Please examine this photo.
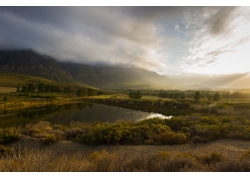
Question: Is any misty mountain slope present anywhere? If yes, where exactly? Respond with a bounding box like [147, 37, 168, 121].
[0, 49, 178, 89]
[62, 63, 179, 89]
[0, 50, 91, 87]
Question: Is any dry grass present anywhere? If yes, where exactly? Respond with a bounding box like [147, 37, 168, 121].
[0, 137, 250, 172]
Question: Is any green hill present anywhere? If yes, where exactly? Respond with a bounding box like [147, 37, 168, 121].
[0, 71, 93, 91]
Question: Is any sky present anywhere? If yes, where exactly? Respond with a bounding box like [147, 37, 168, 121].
[0, 5, 250, 75]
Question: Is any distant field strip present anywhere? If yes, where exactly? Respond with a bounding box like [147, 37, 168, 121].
[0, 87, 16, 93]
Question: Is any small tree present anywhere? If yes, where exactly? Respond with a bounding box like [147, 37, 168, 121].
[213, 93, 221, 102]
[208, 94, 213, 101]
[3, 96, 7, 102]
[129, 91, 142, 99]
[77, 89, 86, 97]
[194, 92, 200, 101]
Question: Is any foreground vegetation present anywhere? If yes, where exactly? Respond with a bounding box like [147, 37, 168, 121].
[1, 138, 250, 172]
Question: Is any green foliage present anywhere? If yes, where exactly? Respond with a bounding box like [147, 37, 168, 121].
[195, 152, 224, 165]
[213, 93, 221, 102]
[156, 131, 188, 145]
[77, 88, 87, 97]
[0, 145, 14, 157]
[129, 91, 142, 99]
[77, 88, 97, 97]
[0, 130, 21, 144]
[43, 134, 57, 144]
[191, 124, 222, 141]
[194, 92, 201, 102]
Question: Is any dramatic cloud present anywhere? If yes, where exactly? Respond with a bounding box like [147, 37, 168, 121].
[181, 7, 250, 74]
[0, 6, 250, 75]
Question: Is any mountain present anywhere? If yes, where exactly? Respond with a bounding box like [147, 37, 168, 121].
[0, 49, 177, 90]
[0, 49, 86, 86]
[62, 63, 178, 89]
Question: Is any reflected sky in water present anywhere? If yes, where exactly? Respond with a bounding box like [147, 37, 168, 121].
[0, 102, 172, 127]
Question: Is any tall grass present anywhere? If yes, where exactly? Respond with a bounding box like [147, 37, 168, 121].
[0, 147, 249, 172]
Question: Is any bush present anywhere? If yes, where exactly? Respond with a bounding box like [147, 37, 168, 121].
[0, 145, 14, 157]
[0, 130, 21, 144]
[156, 131, 188, 145]
[195, 152, 224, 165]
[192, 136, 207, 144]
[43, 134, 57, 144]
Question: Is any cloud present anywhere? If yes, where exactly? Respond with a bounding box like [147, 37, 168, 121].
[180, 6, 250, 74]
[0, 6, 201, 74]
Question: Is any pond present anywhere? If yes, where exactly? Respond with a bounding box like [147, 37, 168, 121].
[0, 102, 171, 127]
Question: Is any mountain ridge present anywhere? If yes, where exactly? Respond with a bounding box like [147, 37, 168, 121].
[0, 49, 177, 90]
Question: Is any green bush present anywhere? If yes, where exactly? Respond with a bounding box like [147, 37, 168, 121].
[195, 152, 224, 165]
[0, 145, 14, 157]
[43, 134, 57, 144]
[0, 130, 21, 144]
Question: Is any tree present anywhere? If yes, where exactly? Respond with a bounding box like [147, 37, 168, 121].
[208, 94, 213, 101]
[213, 93, 221, 102]
[77, 89, 87, 97]
[194, 92, 200, 101]
[88, 88, 96, 96]
[3, 96, 7, 102]
[129, 91, 142, 99]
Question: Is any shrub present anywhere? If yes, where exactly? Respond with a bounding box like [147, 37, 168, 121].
[87, 150, 117, 172]
[192, 136, 207, 144]
[191, 124, 221, 141]
[156, 131, 188, 145]
[239, 150, 250, 161]
[43, 134, 57, 144]
[0, 130, 21, 144]
[215, 159, 250, 172]
[195, 152, 224, 165]
[0, 145, 14, 157]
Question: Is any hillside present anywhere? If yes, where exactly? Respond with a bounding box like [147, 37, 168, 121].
[0, 71, 91, 91]
[0, 49, 177, 90]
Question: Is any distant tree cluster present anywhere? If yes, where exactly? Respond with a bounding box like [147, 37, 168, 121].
[77, 88, 103, 97]
[64, 86, 71, 93]
[37, 83, 61, 92]
[20, 83, 36, 92]
[157, 90, 250, 102]
[16, 83, 74, 93]
[158, 91, 186, 99]
[129, 91, 142, 99]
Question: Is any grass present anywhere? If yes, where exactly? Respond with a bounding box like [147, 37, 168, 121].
[1, 141, 250, 172]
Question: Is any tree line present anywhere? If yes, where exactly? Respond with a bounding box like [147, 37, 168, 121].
[77, 88, 103, 97]
[16, 83, 71, 93]
[158, 90, 250, 101]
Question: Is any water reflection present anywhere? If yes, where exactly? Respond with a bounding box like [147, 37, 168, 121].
[0, 102, 171, 127]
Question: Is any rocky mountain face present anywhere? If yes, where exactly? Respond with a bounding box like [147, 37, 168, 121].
[0, 49, 175, 89]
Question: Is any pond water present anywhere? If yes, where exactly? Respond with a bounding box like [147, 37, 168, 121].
[0, 102, 171, 127]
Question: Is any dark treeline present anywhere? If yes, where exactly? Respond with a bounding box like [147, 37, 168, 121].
[129, 91, 142, 99]
[16, 83, 72, 93]
[77, 88, 103, 97]
[157, 90, 250, 100]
